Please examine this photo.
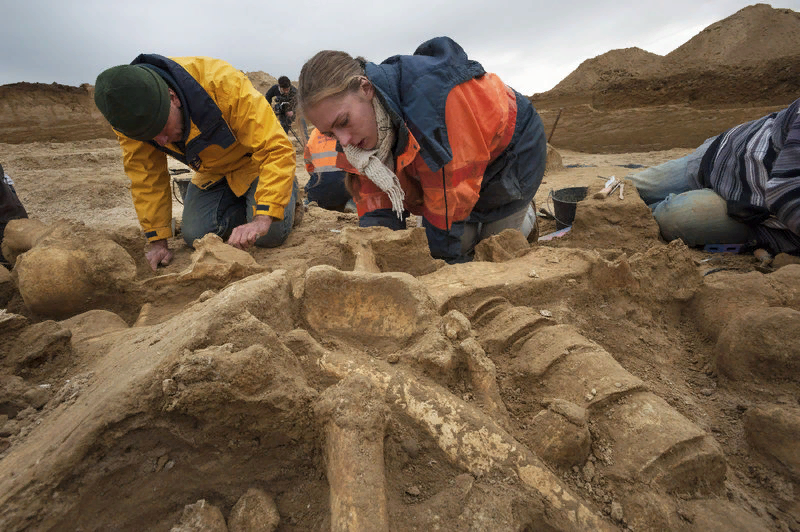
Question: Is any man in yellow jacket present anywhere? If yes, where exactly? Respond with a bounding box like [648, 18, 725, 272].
[94, 54, 297, 271]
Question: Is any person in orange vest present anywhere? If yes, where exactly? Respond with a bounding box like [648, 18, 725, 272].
[304, 129, 354, 212]
[298, 37, 543, 263]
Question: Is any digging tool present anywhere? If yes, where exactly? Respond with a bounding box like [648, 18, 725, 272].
[593, 176, 622, 199]
[547, 108, 563, 143]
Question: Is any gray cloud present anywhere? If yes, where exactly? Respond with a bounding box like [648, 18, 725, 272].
[2, 0, 797, 94]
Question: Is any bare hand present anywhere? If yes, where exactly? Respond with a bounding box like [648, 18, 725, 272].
[145, 239, 173, 271]
[287, 110, 294, 118]
[227, 216, 273, 250]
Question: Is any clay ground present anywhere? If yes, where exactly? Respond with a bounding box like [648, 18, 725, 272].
[1, 133, 799, 531]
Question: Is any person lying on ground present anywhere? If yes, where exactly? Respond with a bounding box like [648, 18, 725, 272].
[627, 97, 800, 256]
[0, 162, 29, 268]
[304, 128, 355, 212]
[94, 55, 298, 271]
[297, 37, 544, 263]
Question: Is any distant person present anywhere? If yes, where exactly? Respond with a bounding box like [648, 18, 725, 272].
[0, 162, 29, 268]
[94, 55, 299, 271]
[297, 37, 544, 263]
[266, 76, 299, 134]
[304, 129, 355, 212]
[627, 97, 800, 255]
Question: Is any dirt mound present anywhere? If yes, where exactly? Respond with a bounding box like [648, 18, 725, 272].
[665, 3, 800, 68]
[0, 71, 281, 145]
[533, 3, 800, 153]
[542, 3, 800, 99]
[550, 47, 663, 95]
[245, 71, 278, 96]
[0, 82, 114, 144]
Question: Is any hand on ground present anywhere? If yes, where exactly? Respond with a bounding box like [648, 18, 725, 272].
[228, 216, 273, 250]
[145, 239, 173, 271]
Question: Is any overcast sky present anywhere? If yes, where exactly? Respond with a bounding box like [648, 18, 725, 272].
[3, 0, 798, 95]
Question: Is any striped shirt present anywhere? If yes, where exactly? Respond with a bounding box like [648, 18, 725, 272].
[696, 98, 800, 254]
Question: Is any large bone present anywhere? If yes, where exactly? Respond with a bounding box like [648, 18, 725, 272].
[315, 376, 390, 532]
[306, 339, 614, 532]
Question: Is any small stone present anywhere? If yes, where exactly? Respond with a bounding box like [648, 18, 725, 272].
[700, 388, 714, 397]
[610, 501, 624, 522]
[386, 353, 400, 364]
[171, 499, 227, 532]
[0, 419, 20, 437]
[614, 382, 622, 388]
[567, 279, 578, 286]
[406, 485, 421, 496]
[23, 387, 50, 409]
[677, 508, 695, 523]
[197, 290, 216, 302]
[16, 407, 35, 420]
[591, 388, 597, 395]
[164, 460, 175, 471]
[442, 310, 471, 340]
[229, 488, 280, 532]
[162, 378, 177, 396]
[540, 310, 553, 318]
[585, 393, 594, 402]
[401, 438, 421, 459]
[582, 461, 596, 482]
[156, 455, 169, 471]
[528, 269, 540, 278]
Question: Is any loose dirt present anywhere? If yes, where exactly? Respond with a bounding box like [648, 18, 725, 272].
[1, 4, 799, 531]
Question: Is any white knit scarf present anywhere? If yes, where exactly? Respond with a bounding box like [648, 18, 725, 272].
[342, 96, 404, 218]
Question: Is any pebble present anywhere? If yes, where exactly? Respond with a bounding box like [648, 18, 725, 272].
[540, 310, 553, 318]
[156, 455, 169, 472]
[582, 462, 596, 482]
[610, 501, 624, 522]
[402, 438, 421, 459]
[528, 269, 540, 278]
[405, 485, 421, 496]
[162, 379, 177, 396]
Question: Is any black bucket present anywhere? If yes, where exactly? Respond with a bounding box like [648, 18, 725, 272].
[550, 186, 588, 229]
[172, 176, 192, 203]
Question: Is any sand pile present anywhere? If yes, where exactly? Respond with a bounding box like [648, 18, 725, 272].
[533, 4, 800, 153]
[245, 71, 279, 95]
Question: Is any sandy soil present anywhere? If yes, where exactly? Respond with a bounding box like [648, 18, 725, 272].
[1, 4, 799, 531]
[1, 134, 799, 531]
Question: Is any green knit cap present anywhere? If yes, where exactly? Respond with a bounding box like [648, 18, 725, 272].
[94, 65, 171, 141]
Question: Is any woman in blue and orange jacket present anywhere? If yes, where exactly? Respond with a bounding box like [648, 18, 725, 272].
[298, 37, 545, 263]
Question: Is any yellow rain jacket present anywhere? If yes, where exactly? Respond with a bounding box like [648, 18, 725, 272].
[114, 55, 295, 241]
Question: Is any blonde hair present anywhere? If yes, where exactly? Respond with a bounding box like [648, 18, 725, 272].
[297, 50, 367, 113]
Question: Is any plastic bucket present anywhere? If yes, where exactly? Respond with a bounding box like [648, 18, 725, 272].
[550, 186, 588, 229]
